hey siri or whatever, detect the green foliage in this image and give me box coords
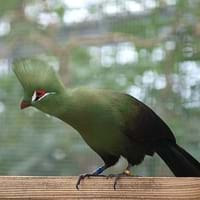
[0,0,22,16]
[70,47,90,65]
[55,6,65,18]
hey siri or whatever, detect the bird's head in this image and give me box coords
[13,58,65,111]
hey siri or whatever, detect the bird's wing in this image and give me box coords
[120,94,176,144]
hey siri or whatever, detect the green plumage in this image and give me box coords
[13,58,200,178]
[13,58,65,99]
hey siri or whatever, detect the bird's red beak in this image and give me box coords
[20,100,31,110]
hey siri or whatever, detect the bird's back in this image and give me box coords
[63,88,176,158]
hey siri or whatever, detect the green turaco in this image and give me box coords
[13,58,200,189]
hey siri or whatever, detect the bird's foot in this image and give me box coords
[76,165,107,190]
[107,169,132,190]
[76,173,106,190]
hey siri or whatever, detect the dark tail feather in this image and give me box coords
[156,142,200,177]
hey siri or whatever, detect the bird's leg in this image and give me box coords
[76,165,107,190]
[108,163,132,190]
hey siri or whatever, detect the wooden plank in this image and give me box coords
[0,176,199,199]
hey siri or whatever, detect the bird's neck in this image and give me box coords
[37,89,81,128]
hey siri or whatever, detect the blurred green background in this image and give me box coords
[0,0,199,176]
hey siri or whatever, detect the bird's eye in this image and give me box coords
[31,89,56,102]
[32,89,47,102]
[36,90,46,96]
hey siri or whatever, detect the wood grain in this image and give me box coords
[0,176,199,199]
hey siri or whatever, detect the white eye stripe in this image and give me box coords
[37,93,49,101]
[32,91,37,102]
[37,92,56,101]
[31,91,56,102]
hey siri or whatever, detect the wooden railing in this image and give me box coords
[0,176,199,199]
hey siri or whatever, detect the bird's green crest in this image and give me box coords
[13,58,65,97]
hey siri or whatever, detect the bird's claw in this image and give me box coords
[113,173,124,190]
[76,173,106,190]
[76,170,132,190]
[76,173,88,190]
[107,170,132,190]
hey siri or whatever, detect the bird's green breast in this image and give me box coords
[57,89,128,155]
[37,88,141,157]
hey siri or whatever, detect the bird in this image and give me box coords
[13,58,200,189]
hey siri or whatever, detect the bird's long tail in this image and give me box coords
[156,141,200,177]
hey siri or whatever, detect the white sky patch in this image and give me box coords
[171,61,200,108]
[63,0,89,9]
[127,85,145,100]
[142,71,155,85]
[101,45,115,67]
[127,71,167,101]
[90,43,138,67]
[0,20,10,37]
[184,100,200,108]
[142,70,166,90]
[154,75,167,90]
[151,47,165,62]
[171,72,191,99]
[38,12,60,26]
[63,0,144,14]
[88,46,101,65]
[116,43,138,65]
[179,61,200,87]
[125,1,144,12]
[89,46,100,57]
[0,59,9,76]
[143,0,157,9]
[25,3,44,19]
[103,3,121,15]
[63,8,89,24]
[165,41,176,51]
[26,0,147,25]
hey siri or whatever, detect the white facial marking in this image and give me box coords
[37,92,56,101]
[32,91,37,102]
[31,91,56,102]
